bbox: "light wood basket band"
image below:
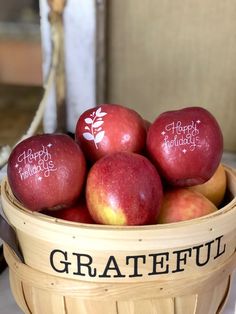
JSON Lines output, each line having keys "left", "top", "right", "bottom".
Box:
{"left": 4, "top": 243, "right": 236, "bottom": 301}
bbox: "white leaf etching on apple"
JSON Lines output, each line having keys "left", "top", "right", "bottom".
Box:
{"left": 83, "top": 133, "right": 94, "bottom": 141}
{"left": 96, "top": 107, "right": 107, "bottom": 117}
{"left": 84, "top": 118, "right": 93, "bottom": 124}
{"left": 93, "top": 121, "right": 104, "bottom": 128}
{"left": 95, "top": 131, "right": 105, "bottom": 144}
{"left": 16, "top": 143, "right": 57, "bottom": 181}
{"left": 82, "top": 107, "right": 107, "bottom": 149}
{"left": 162, "top": 120, "right": 202, "bottom": 153}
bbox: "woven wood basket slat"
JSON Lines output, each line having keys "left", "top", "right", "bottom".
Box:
{"left": 2, "top": 166, "right": 236, "bottom": 314}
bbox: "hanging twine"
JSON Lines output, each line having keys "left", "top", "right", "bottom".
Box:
{"left": 48, "top": 0, "right": 67, "bottom": 132}
{"left": 48, "top": 0, "right": 67, "bottom": 14}
{"left": 0, "top": 0, "right": 66, "bottom": 169}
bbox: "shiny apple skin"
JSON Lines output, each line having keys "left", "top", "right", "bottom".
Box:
{"left": 86, "top": 152, "right": 163, "bottom": 226}
{"left": 157, "top": 188, "right": 218, "bottom": 224}
{"left": 187, "top": 163, "right": 227, "bottom": 207}
{"left": 146, "top": 107, "right": 223, "bottom": 187}
{"left": 7, "top": 134, "right": 87, "bottom": 211}
{"left": 44, "top": 198, "right": 95, "bottom": 224}
{"left": 75, "top": 104, "right": 147, "bottom": 162}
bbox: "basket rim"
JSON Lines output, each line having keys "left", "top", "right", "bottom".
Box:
{"left": 1, "top": 165, "right": 236, "bottom": 237}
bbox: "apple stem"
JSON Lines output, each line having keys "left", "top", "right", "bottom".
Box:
{"left": 91, "top": 116, "right": 98, "bottom": 149}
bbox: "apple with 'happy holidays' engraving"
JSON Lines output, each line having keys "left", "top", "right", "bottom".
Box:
{"left": 6, "top": 105, "right": 225, "bottom": 225}
{"left": 75, "top": 104, "right": 147, "bottom": 162}
{"left": 146, "top": 107, "right": 223, "bottom": 187}
{"left": 7, "top": 134, "right": 87, "bottom": 211}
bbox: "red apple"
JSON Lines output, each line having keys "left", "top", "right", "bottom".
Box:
{"left": 86, "top": 152, "right": 163, "bottom": 225}
{"left": 187, "top": 163, "right": 227, "bottom": 207}
{"left": 157, "top": 188, "right": 218, "bottom": 224}
{"left": 146, "top": 107, "right": 223, "bottom": 187}
{"left": 7, "top": 134, "right": 87, "bottom": 211}
{"left": 43, "top": 198, "right": 95, "bottom": 224}
{"left": 144, "top": 119, "right": 151, "bottom": 131}
{"left": 75, "top": 104, "right": 147, "bottom": 162}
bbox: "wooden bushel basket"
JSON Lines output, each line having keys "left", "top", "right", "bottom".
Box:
{"left": 1, "top": 166, "right": 236, "bottom": 314}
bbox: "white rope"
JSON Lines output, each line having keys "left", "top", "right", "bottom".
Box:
{"left": 0, "top": 67, "right": 55, "bottom": 168}
{"left": 0, "top": 18, "right": 60, "bottom": 169}
{"left": 18, "top": 66, "right": 56, "bottom": 144}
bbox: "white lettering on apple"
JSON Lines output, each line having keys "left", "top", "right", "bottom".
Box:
{"left": 16, "top": 143, "right": 57, "bottom": 181}
{"left": 82, "top": 107, "right": 107, "bottom": 149}
{"left": 162, "top": 120, "right": 201, "bottom": 153}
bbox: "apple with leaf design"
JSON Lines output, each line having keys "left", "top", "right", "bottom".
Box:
{"left": 6, "top": 104, "right": 225, "bottom": 226}
{"left": 75, "top": 104, "right": 147, "bottom": 162}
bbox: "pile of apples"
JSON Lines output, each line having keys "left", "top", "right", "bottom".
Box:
{"left": 7, "top": 105, "right": 225, "bottom": 226}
